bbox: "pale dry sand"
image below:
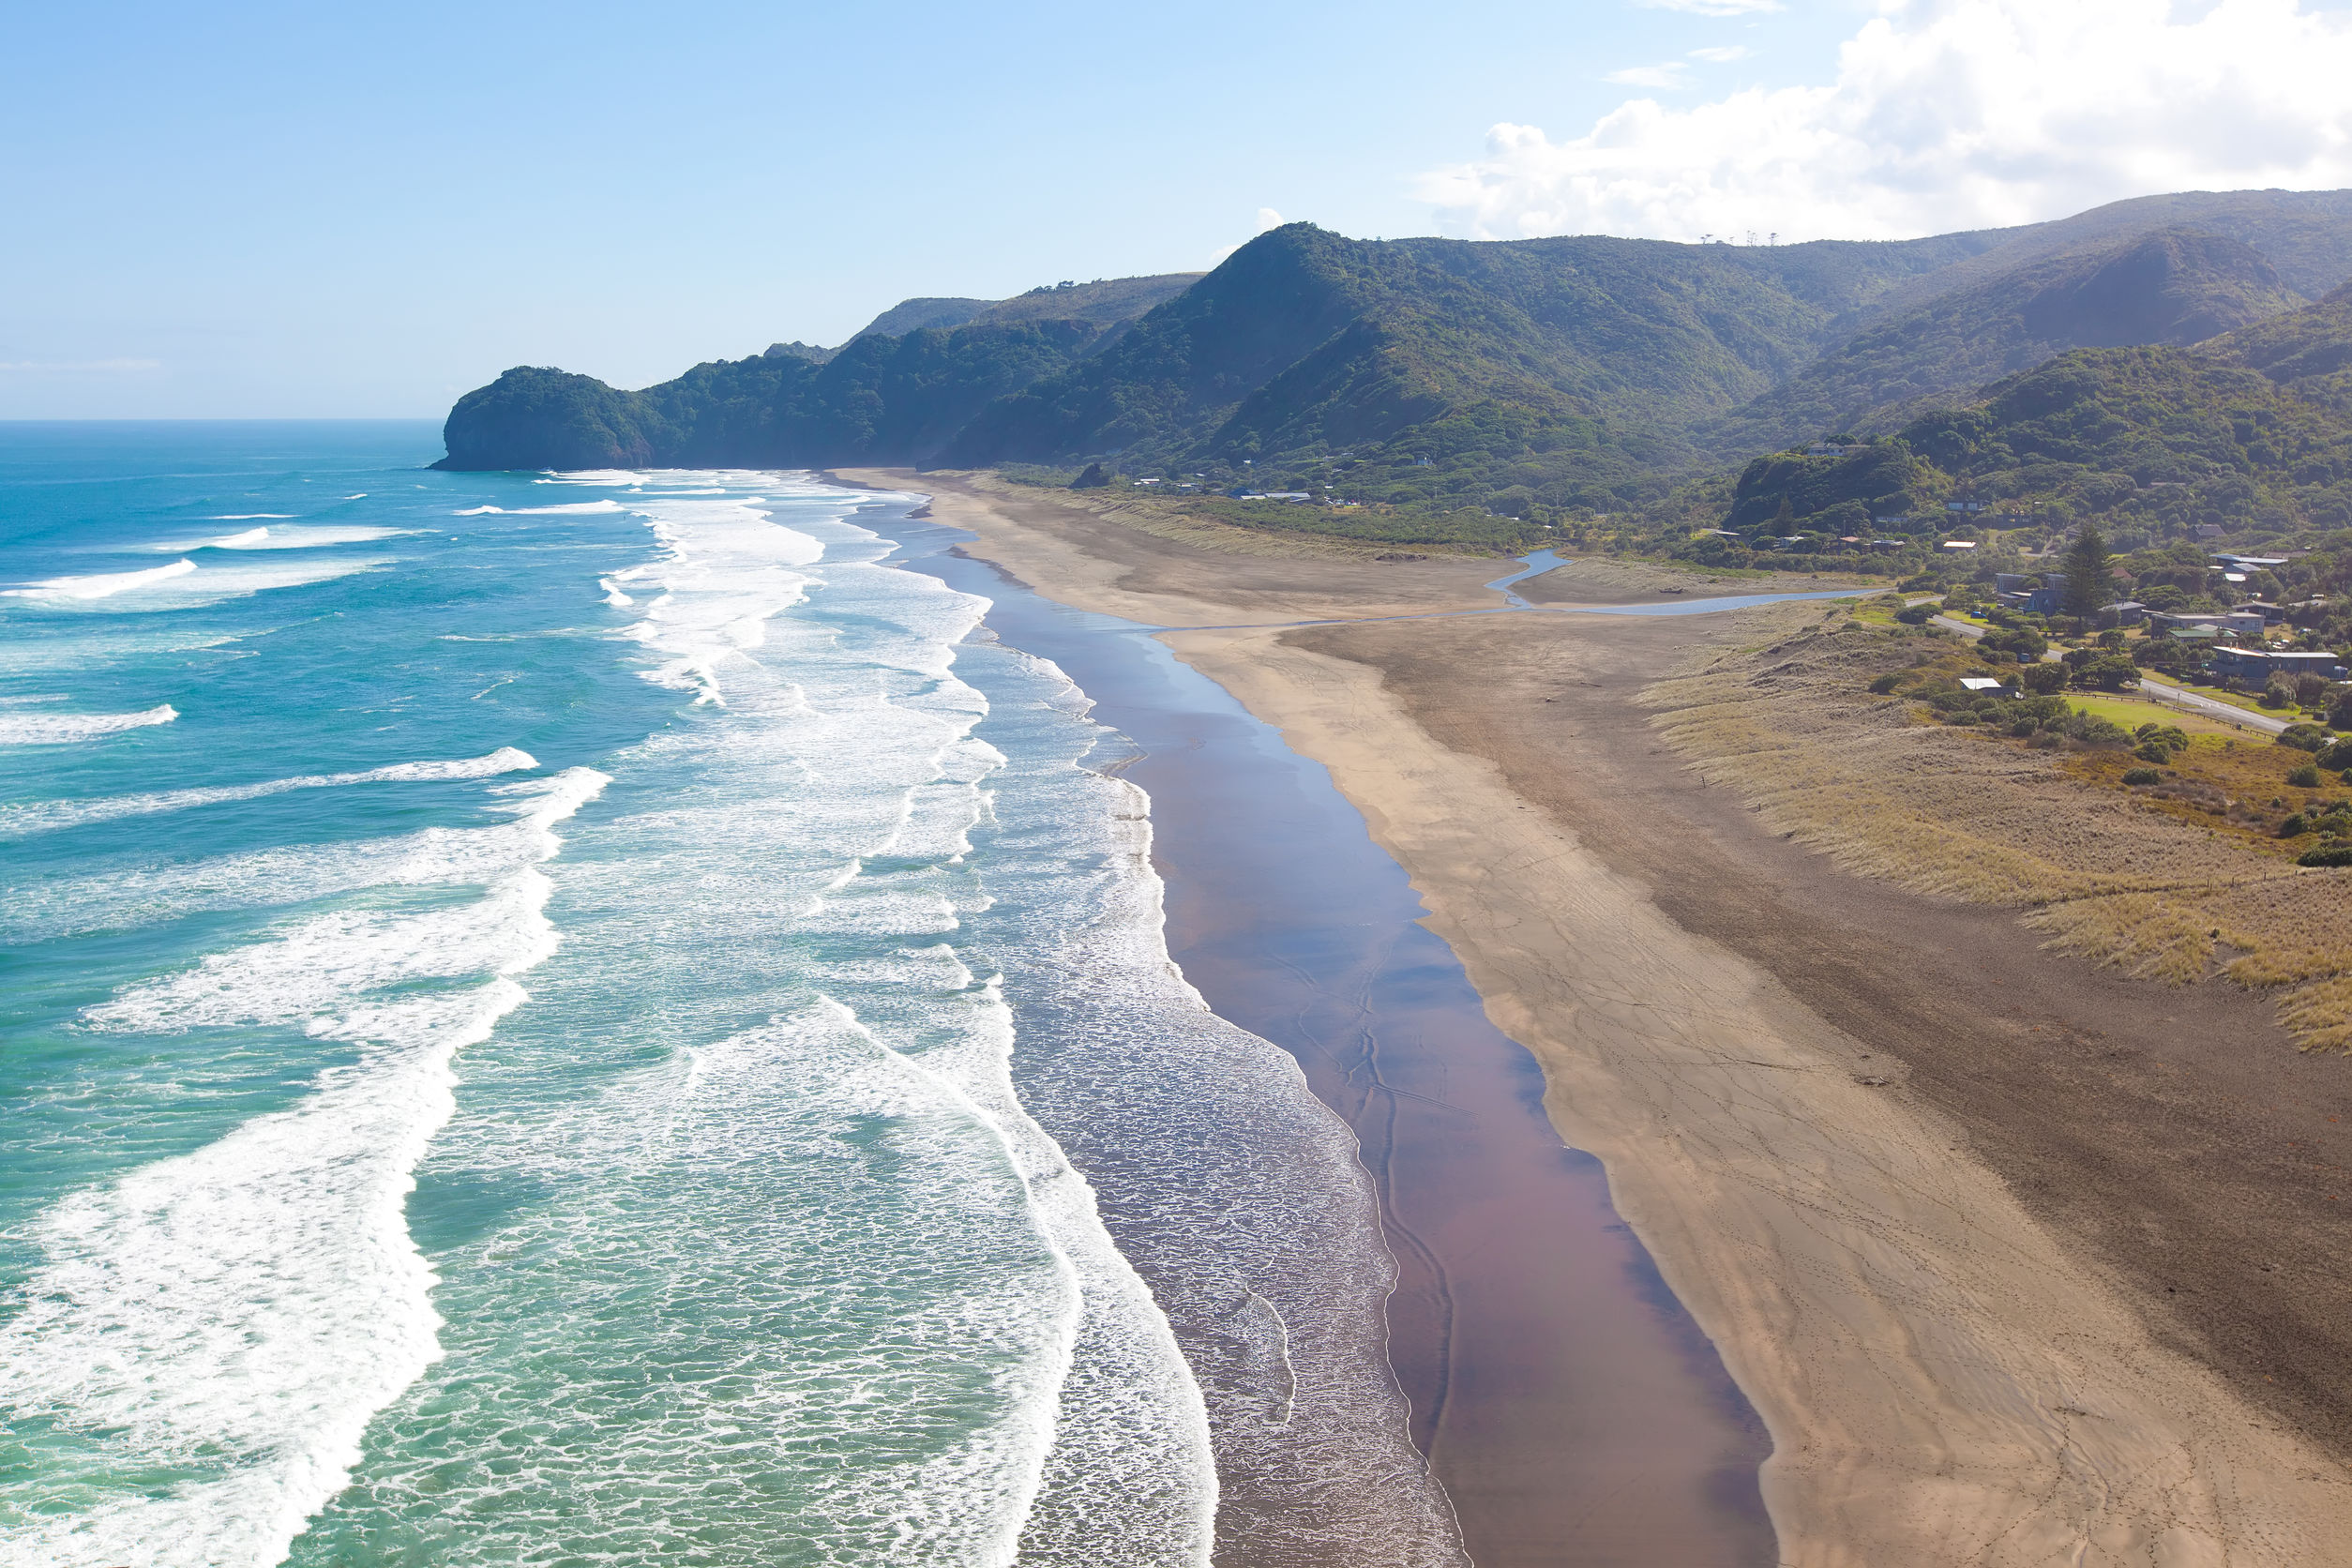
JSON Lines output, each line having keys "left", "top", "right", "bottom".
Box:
{"left": 835, "top": 469, "right": 2352, "bottom": 1566}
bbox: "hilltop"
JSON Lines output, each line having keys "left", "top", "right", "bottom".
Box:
{"left": 436, "top": 188, "right": 2352, "bottom": 548}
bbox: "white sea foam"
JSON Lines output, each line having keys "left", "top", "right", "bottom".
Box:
{"left": 206, "top": 513, "right": 297, "bottom": 520}
{"left": 0, "top": 703, "right": 178, "bottom": 746}
{"left": 0, "top": 746, "right": 537, "bottom": 837}
{"left": 4, "top": 767, "right": 606, "bottom": 941}
{"left": 156, "top": 524, "right": 413, "bottom": 551}
{"left": 452, "top": 500, "right": 625, "bottom": 516}
{"left": 0, "top": 766, "right": 600, "bottom": 1568}
{"left": 535, "top": 470, "right": 644, "bottom": 486}
{"left": 5, "top": 559, "right": 197, "bottom": 600}
{"left": 0, "top": 981, "right": 525, "bottom": 1568}
{"left": 0, "top": 557, "right": 390, "bottom": 612}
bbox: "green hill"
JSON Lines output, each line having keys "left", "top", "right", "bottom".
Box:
{"left": 436, "top": 318, "right": 1109, "bottom": 471}
{"left": 2208, "top": 283, "right": 2352, "bottom": 416}
{"left": 436, "top": 190, "right": 2352, "bottom": 524}
{"left": 1698, "top": 316, "right": 2352, "bottom": 556}
{"left": 1707, "top": 229, "right": 2306, "bottom": 455}
{"left": 946, "top": 222, "right": 2009, "bottom": 510}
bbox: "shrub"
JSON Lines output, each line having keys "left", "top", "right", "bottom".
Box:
{"left": 2260, "top": 675, "right": 2298, "bottom": 709}
{"left": 1868, "top": 671, "right": 1904, "bottom": 694}
{"left": 2122, "top": 767, "right": 2162, "bottom": 785}
{"left": 2295, "top": 672, "right": 2332, "bottom": 705}
{"left": 2289, "top": 764, "right": 2324, "bottom": 788}
{"left": 2317, "top": 740, "right": 2352, "bottom": 770}
{"left": 1894, "top": 602, "right": 1937, "bottom": 626}
{"left": 2073, "top": 652, "right": 2141, "bottom": 691}
{"left": 2279, "top": 723, "right": 2331, "bottom": 753}
{"left": 2019, "top": 662, "right": 2069, "bottom": 695}
{"left": 2298, "top": 844, "right": 2352, "bottom": 867}
{"left": 2282, "top": 813, "right": 2311, "bottom": 837}
{"left": 2064, "top": 712, "right": 2133, "bottom": 747}
{"left": 1946, "top": 709, "right": 1981, "bottom": 725}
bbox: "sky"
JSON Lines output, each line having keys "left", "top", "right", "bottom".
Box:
{"left": 8, "top": 0, "right": 2352, "bottom": 419}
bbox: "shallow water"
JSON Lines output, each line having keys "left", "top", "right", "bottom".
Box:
{"left": 901, "top": 517, "right": 1777, "bottom": 1568}
{"left": 0, "top": 429, "right": 1455, "bottom": 1567}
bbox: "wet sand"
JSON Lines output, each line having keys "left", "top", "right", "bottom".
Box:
{"left": 836, "top": 469, "right": 2352, "bottom": 1566}
{"left": 888, "top": 504, "right": 1774, "bottom": 1568}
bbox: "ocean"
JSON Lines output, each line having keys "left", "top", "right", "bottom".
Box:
{"left": 0, "top": 425, "right": 1463, "bottom": 1568}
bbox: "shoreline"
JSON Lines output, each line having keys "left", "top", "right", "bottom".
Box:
{"left": 879, "top": 490, "right": 1774, "bottom": 1566}
{"left": 836, "top": 468, "right": 2352, "bottom": 1566}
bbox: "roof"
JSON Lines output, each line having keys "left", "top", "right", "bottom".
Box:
{"left": 1959, "top": 677, "right": 2009, "bottom": 691}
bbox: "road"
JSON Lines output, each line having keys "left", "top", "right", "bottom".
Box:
{"left": 2133, "top": 678, "right": 2290, "bottom": 734}
{"left": 1924, "top": 609, "right": 2292, "bottom": 734}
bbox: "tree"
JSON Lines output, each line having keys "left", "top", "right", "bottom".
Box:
{"left": 2062, "top": 523, "right": 2112, "bottom": 623}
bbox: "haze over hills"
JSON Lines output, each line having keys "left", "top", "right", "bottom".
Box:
{"left": 1705, "top": 228, "right": 2308, "bottom": 456}
{"left": 437, "top": 188, "right": 2352, "bottom": 536}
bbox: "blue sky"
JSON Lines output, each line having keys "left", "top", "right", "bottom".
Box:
{"left": 9, "top": 1, "right": 2352, "bottom": 419}
{"left": 0, "top": 0, "right": 1850, "bottom": 417}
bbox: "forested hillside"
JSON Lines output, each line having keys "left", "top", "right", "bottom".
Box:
{"left": 1706, "top": 229, "right": 2304, "bottom": 455}
{"left": 1629, "top": 286, "right": 2352, "bottom": 576}
{"left": 437, "top": 190, "right": 2352, "bottom": 533}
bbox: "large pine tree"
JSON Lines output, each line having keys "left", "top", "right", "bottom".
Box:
{"left": 2062, "top": 523, "right": 2111, "bottom": 623}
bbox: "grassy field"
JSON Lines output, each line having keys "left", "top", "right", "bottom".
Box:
{"left": 2062, "top": 690, "right": 2239, "bottom": 736}
{"left": 1643, "top": 607, "right": 2352, "bottom": 1052}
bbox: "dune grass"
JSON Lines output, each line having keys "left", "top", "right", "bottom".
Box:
{"left": 1643, "top": 606, "right": 2352, "bottom": 1052}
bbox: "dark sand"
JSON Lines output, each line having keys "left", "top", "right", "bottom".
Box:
{"left": 1294, "top": 608, "right": 2352, "bottom": 1466}
{"left": 894, "top": 518, "right": 1776, "bottom": 1567}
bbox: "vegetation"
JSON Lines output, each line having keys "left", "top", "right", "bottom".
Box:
{"left": 437, "top": 190, "right": 2352, "bottom": 567}
{"left": 1705, "top": 229, "right": 2303, "bottom": 455}
{"left": 1648, "top": 603, "right": 2352, "bottom": 1052}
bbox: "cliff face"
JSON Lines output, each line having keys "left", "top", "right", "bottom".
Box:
{"left": 433, "top": 319, "right": 1104, "bottom": 472}
{"left": 435, "top": 368, "right": 670, "bottom": 471}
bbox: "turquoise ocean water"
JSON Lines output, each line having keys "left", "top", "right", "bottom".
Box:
{"left": 0, "top": 426, "right": 1461, "bottom": 1568}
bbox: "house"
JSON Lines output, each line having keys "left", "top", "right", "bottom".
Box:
{"left": 1939, "top": 539, "right": 1978, "bottom": 550}
{"left": 2148, "top": 611, "right": 2268, "bottom": 639}
{"left": 1869, "top": 538, "right": 1905, "bottom": 550}
{"left": 1995, "top": 573, "right": 2040, "bottom": 595}
{"left": 2098, "top": 600, "right": 2148, "bottom": 627}
{"left": 2230, "top": 600, "right": 2284, "bottom": 624}
{"left": 2194, "top": 523, "right": 2225, "bottom": 539}
{"left": 2209, "top": 647, "right": 2347, "bottom": 687}
{"left": 1960, "top": 676, "right": 2018, "bottom": 698}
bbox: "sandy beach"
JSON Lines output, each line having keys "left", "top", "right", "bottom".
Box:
{"left": 835, "top": 469, "right": 2352, "bottom": 1566}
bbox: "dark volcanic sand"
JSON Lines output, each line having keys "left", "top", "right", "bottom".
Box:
{"left": 895, "top": 516, "right": 1778, "bottom": 1568}
{"left": 1291, "top": 608, "right": 2352, "bottom": 1468}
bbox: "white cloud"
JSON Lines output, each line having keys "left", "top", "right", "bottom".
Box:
{"left": 1606, "top": 61, "right": 1694, "bottom": 87}
{"left": 1688, "top": 44, "right": 1750, "bottom": 62}
{"left": 1418, "top": 0, "right": 2352, "bottom": 243}
{"left": 1213, "top": 207, "right": 1291, "bottom": 264}
{"left": 1637, "top": 0, "right": 1782, "bottom": 14}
